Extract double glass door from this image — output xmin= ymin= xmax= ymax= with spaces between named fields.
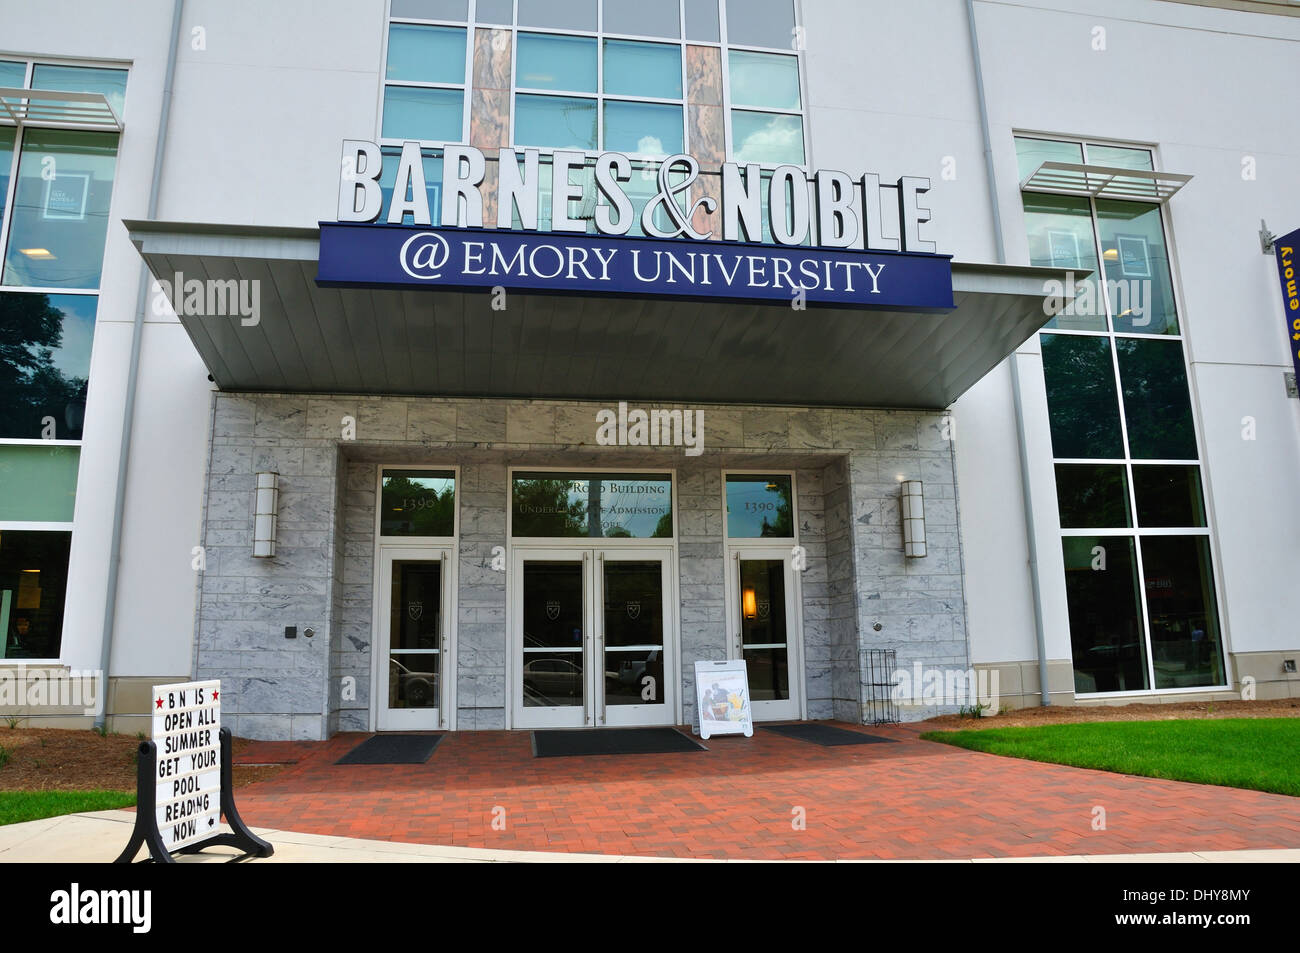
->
xmin=377 ymin=548 xmax=451 ymax=730
xmin=512 ymin=547 xmax=674 ymax=729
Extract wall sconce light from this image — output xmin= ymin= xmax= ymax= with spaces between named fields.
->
xmin=253 ymin=472 xmax=279 ymax=558
xmin=742 ymin=587 xmax=757 ymax=619
xmin=901 ymin=479 xmax=926 ymax=558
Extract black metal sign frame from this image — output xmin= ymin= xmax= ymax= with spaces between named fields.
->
xmin=115 ymin=727 xmax=274 ymax=864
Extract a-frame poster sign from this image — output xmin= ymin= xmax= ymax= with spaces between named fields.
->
xmin=116 ymin=679 xmax=273 ymax=863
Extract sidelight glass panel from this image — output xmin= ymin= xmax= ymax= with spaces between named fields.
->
xmin=1131 ymin=465 xmax=1206 ymax=528
xmin=31 ymin=65 xmax=128 ymax=119
xmin=0 ymin=292 xmax=96 ymax=440
xmin=603 ymin=560 xmax=665 ymax=706
xmin=514 ymin=94 xmax=597 ymax=150
xmin=1021 ymin=192 xmax=1105 ymax=332
xmin=386 ymin=24 xmax=467 ymax=84
xmin=603 ymin=40 xmax=682 ymax=98
xmin=382 ymin=86 xmax=463 ymax=142
xmin=1040 ymin=334 xmax=1123 ymax=460
xmin=2 ymin=130 xmax=119 ymax=289
xmin=725 ymin=474 xmax=793 ymax=537
xmin=512 ymin=473 xmax=672 ymax=538
xmin=0 ymin=445 xmax=79 ymax=522
xmin=728 ymin=50 xmax=801 ymax=110
xmin=739 ymin=559 xmax=789 ymax=701
xmin=731 ymin=111 xmax=803 ymax=165
xmin=0 ymin=530 xmax=72 ymax=660
xmin=1062 ymin=535 xmax=1149 ymax=694
xmin=724 ymin=0 xmax=794 ymax=49
xmin=1096 ymin=200 xmax=1178 ymax=335
xmin=516 ymin=33 xmax=597 ymax=91
xmin=603 ymin=101 xmax=683 ymax=155
xmin=380 ymin=470 xmax=455 ymax=536
xmin=388 ymin=561 xmax=442 ymax=709
xmin=1115 ymin=337 xmax=1197 ymax=460
xmin=1054 ymin=464 xmax=1130 ymax=529
xmin=1141 ymin=536 xmax=1224 ymax=689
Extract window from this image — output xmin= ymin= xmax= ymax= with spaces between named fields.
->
xmin=725 ymin=474 xmax=793 ymax=538
xmin=0 ymin=59 xmax=126 ymax=662
xmin=1016 ymin=135 xmax=1225 ymax=696
xmin=378 ymin=0 xmax=808 ymax=239
xmin=380 ymin=470 xmax=456 ymax=537
xmin=511 ymin=472 xmax=673 ymax=538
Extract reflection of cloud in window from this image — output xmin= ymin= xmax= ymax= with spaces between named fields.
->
xmin=737 ymin=119 xmax=801 ymax=159
xmin=636 ymin=135 xmax=665 ymax=157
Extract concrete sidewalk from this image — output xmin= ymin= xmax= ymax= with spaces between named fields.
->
xmin=2 ymin=811 xmax=1298 ymax=863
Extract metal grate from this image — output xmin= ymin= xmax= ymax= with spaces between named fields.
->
xmin=864 ymin=649 xmax=899 ymax=725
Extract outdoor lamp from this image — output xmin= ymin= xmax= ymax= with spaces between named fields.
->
xmin=900 ymin=480 xmax=926 ymax=558
xmin=742 ymin=587 xmax=757 ymax=619
xmin=253 ymin=472 xmax=279 ymax=558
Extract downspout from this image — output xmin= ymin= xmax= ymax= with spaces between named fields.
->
xmin=964 ymin=0 xmax=1051 ymax=705
xmin=95 ymin=0 xmax=186 ymax=730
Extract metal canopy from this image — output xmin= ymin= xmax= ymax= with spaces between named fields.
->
xmin=126 ymin=220 xmax=1071 ymax=410
xmin=0 ymin=87 xmax=122 ymax=131
xmin=1020 ymin=161 xmax=1191 ymax=203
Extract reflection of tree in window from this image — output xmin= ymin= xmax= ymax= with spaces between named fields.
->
xmin=382 ymin=475 xmax=455 ymax=536
xmin=0 ymin=294 xmax=88 ymax=439
xmin=513 ymin=479 xmax=587 ymax=536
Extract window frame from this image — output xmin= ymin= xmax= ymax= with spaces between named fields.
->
xmin=1017 ymin=131 xmax=1230 ymax=698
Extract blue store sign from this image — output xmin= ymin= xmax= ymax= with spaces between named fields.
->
xmin=317 ymin=222 xmax=955 ymax=311
xmin=1275 ymin=227 xmax=1300 ymax=379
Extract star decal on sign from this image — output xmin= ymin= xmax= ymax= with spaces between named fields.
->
xmin=212 ymin=691 xmax=219 ymax=701
xmin=156 ymin=697 xmax=164 ymax=708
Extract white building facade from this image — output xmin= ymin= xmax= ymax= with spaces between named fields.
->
xmin=1 ymin=0 xmax=1297 ymax=739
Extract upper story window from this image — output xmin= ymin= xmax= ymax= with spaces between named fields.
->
xmin=380 ymin=0 xmax=806 ymax=167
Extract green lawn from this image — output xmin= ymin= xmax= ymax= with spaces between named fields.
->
xmin=0 ymin=791 xmax=136 ymax=827
xmin=921 ymin=718 xmax=1300 ymax=797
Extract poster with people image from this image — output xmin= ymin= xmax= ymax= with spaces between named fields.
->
xmin=694 ymin=659 xmax=753 ymax=739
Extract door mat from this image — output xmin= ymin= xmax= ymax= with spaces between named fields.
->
xmin=531 ymin=727 xmax=705 ymax=758
xmin=759 ymin=723 xmax=898 ymax=746
xmin=336 ymin=734 xmax=443 ymax=764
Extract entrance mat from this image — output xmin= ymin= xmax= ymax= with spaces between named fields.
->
xmin=531 ymin=727 xmax=706 ymax=758
xmin=759 ymin=723 xmax=898 ymax=746
xmin=336 ymin=734 xmax=443 ymax=765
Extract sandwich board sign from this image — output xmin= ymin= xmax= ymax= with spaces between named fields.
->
xmin=694 ymin=659 xmax=754 ymax=739
xmin=115 ymin=679 xmax=273 ymax=863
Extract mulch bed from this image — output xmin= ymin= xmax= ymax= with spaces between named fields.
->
xmin=0 ymin=728 xmax=283 ymax=792
xmin=924 ymin=698 xmax=1300 ymax=731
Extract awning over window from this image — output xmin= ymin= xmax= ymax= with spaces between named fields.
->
xmin=0 ymin=87 xmax=122 ymax=131
xmin=126 ymin=220 xmax=1073 ymax=410
xmin=1020 ymin=161 xmax=1190 ymax=203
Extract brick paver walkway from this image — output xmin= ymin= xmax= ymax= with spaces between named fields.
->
xmin=230 ymin=722 xmax=1300 ymax=860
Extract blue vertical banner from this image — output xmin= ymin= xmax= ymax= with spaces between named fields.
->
xmin=1276 ymin=227 xmax=1300 ymax=379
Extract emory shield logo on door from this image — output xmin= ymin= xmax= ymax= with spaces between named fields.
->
xmin=626 ymin=600 xmax=641 ymax=620
xmin=546 ymin=601 xmax=560 ymax=621
xmin=407 ymin=601 xmax=423 ymax=621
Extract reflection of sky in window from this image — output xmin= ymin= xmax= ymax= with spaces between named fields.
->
xmin=32 ymin=294 xmax=96 ymax=379
xmin=726 ymin=477 xmax=791 ymax=537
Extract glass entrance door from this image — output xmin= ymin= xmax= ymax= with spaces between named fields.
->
xmin=727 ymin=548 xmax=802 ymax=721
xmin=513 ymin=547 xmax=674 ymax=729
xmin=377 ymin=549 xmax=450 ymax=730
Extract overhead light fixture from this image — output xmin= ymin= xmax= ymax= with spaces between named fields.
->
xmin=253 ymin=472 xmax=279 ymax=558
xmin=900 ymin=480 xmax=926 ymax=558
xmin=742 ymin=587 xmax=757 ymax=619
xmin=19 ymin=248 xmax=56 ymax=259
